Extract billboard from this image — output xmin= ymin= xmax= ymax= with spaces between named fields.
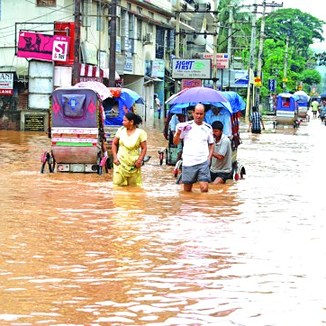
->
xmin=17 ymin=31 xmax=70 ymax=63
xmin=172 ymin=59 xmax=211 ymax=79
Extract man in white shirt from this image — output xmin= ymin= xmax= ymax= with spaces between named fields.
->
xmin=154 ymin=94 xmax=161 ymax=119
xmin=173 ymin=103 xmax=214 ymax=192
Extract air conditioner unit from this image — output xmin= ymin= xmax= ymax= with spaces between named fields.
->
xmin=144 ymin=32 xmax=153 ymax=44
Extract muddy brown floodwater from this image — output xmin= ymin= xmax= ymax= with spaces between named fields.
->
xmin=1 ymin=115 xmax=326 ymax=325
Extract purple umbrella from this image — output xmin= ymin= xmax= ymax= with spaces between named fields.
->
xmin=165 ymin=86 xmax=232 ymax=113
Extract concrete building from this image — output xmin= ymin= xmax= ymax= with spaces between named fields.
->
xmin=0 ymin=0 xmax=174 ymax=130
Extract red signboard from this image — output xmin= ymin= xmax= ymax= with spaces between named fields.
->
xmin=54 ymin=22 xmax=75 ymax=65
xmin=0 ymin=89 xmax=13 ymax=96
xmin=181 ymin=79 xmax=202 ymax=89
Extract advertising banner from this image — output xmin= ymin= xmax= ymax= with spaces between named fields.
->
xmin=172 ymin=59 xmax=211 ymax=79
xmin=17 ymin=31 xmax=70 ymax=63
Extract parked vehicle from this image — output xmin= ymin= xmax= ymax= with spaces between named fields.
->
xmin=274 ymin=93 xmax=300 ymax=128
xmin=41 ymin=86 xmax=107 ymax=174
xmin=294 ymin=90 xmax=310 ymax=122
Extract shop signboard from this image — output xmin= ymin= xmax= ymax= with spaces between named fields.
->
xmin=0 ymin=72 xmax=14 ymax=96
xmin=198 ymin=53 xmax=229 ymax=69
xmin=181 ymin=79 xmax=202 ymax=89
xmin=172 ymin=59 xmax=211 ymax=79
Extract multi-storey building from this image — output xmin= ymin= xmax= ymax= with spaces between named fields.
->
xmin=0 ymin=0 xmax=174 ymax=130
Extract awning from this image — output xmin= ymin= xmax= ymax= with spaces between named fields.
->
xmin=80 ymin=63 xmax=103 ymax=80
xmin=79 ymin=64 xmax=120 ymax=81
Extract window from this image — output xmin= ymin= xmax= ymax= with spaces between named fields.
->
xmin=96 ymin=2 xmax=103 ymax=31
xmin=147 ymin=24 xmax=154 ymax=34
xmin=121 ymin=10 xmax=127 ymax=37
xmin=36 ymin=0 xmax=56 ymax=6
xmin=137 ymin=19 xmax=142 ymax=41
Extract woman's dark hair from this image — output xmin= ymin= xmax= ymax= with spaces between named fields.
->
xmin=125 ymin=112 xmax=143 ymax=126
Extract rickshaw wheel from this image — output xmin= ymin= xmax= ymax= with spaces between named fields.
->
xmin=49 ymin=155 xmax=55 ymax=173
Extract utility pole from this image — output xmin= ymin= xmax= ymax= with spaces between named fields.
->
xmin=255 ymin=0 xmax=266 ymax=109
xmin=108 ymin=0 xmax=117 ymax=87
xmin=255 ymin=0 xmax=283 ymax=108
xmin=283 ymin=33 xmax=289 ymax=91
xmin=72 ymin=0 xmax=81 ymax=85
xmin=175 ymin=0 xmax=180 ymax=93
xmin=227 ymin=5 xmax=233 ymax=90
xmin=246 ymin=2 xmax=257 ymax=117
xmin=213 ymin=16 xmax=218 ymax=89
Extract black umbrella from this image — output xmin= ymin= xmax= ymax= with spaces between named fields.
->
xmin=320 ymin=93 xmax=326 ymax=99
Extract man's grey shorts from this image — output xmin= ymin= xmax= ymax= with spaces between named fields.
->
xmin=182 ymin=161 xmax=211 ymax=184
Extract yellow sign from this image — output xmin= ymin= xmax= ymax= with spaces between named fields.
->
xmin=254 ymin=77 xmax=262 ymax=87
xmin=282 ymin=78 xmax=288 ymax=82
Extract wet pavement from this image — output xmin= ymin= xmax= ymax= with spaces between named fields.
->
xmin=0 ymin=114 xmax=326 ymax=325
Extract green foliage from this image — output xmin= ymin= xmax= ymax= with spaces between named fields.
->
xmin=259 ymin=8 xmax=325 ymax=93
xmin=300 ymin=69 xmax=322 ymax=86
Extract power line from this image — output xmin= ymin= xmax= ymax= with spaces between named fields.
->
xmin=0 ymin=1 xmax=73 ymax=34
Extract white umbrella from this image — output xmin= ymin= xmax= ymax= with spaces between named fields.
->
xmin=75 ymin=81 xmax=113 ymax=101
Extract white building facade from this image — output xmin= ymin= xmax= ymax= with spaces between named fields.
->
xmin=0 ymin=0 xmax=174 ymax=130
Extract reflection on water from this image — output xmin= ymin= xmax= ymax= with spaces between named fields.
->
xmin=1 ymin=117 xmax=326 ymax=325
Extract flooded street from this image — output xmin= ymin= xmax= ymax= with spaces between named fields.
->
xmin=1 ymin=115 xmax=326 ymax=325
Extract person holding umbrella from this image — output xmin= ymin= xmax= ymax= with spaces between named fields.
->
xmin=173 ymin=103 xmax=214 ymax=192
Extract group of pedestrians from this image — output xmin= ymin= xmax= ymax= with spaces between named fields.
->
xmin=310 ymin=98 xmax=326 ymax=121
xmin=111 ymin=103 xmax=264 ymax=192
xmin=173 ymin=103 xmax=234 ymax=193
xmin=110 ymin=103 xmax=235 ymax=192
